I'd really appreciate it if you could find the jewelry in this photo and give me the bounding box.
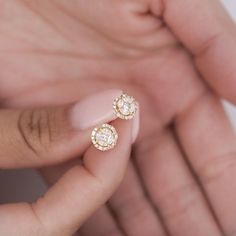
[113,93,138,120]
[91,124,118,151]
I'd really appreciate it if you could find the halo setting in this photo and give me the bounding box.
[113,93,138,120]
[91,124,118,151]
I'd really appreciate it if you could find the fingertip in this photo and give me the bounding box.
[83,119,133,187]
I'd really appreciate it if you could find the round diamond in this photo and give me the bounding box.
[113,93,138,120]
[91,124,118,151]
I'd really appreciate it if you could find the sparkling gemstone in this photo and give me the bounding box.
[113,93,138,119]
[91,124,118,151]
[96,128,114,146]
[118,99,124,107]
[119,101,130,115]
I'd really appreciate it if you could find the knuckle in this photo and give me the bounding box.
[18,109,54,156]
[29,203,47,236]
[19,202,47,236]
[31,199,61,236]
[196,151,236,185]
[157,181,199,219]
[113,193,148,220]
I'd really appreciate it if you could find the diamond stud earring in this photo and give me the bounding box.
[91,124,118,151]
[113,93,138,120]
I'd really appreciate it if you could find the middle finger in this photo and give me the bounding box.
[134,128,222,236]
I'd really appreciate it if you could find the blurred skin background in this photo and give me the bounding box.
[0,0,236,206]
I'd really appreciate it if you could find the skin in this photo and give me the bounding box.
[1,0,236,235]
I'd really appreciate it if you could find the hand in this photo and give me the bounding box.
[1,0,236,236]
[0,92,138,236]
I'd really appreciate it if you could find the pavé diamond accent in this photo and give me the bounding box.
[113,93,138,120]
[91,124,118,151]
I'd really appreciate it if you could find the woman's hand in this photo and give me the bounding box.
[0,90,138,235]
[1,0,236,235]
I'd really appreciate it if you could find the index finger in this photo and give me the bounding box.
[159,0,236,102]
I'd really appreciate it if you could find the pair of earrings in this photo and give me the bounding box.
[91,93,138,151]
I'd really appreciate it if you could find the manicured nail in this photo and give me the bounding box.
[71,89,122,130]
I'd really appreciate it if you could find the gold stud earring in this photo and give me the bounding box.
[91,124,118,151]
[113,93,138,120]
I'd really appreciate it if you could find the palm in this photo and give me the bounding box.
[1,0,196,141]
[2,1,236,236]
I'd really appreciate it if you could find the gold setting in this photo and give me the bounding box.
[91,124,118,151]
[113,93,138,120]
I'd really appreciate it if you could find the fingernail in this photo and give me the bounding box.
[71,89,123,130]
[132,106,140,143]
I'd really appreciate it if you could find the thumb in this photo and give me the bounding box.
[0,89,123,168]
[0,118,135,236]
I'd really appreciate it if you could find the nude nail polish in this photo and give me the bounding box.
[71,89,122,130]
